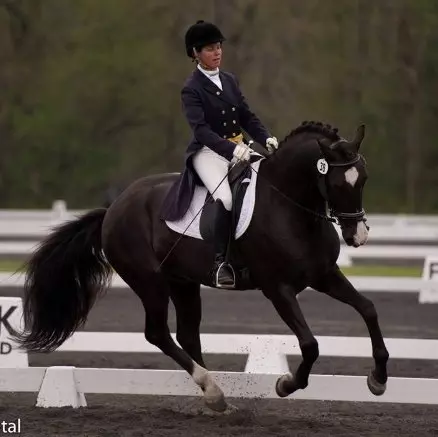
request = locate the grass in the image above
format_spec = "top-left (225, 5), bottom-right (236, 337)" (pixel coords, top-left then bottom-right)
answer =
top-left (0, 259), bottom-right (422, 277)
top-left (0, 259), bottom-right (26, 273)
top-left (341, 265), bottom-right (422, 277)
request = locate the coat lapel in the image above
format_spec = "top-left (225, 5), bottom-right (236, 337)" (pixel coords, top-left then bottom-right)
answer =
top-left (194, 69), bottom-right (237, 106)
top-left (220, 72), bottom-right (239, 106)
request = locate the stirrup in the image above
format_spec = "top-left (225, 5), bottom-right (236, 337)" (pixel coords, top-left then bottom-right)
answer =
top-left (214, 261), bottom-right (236, 289)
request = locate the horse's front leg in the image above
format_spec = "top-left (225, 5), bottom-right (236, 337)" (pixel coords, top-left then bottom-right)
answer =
top-left (311, 265), bottom-right (389, 395)
top-left (263, 283), bottom-right (319, 397)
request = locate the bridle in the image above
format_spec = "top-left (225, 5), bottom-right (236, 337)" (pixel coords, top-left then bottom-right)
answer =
top-left (251, 151), bottom-right (367, 226)
top-left (318, 153), bottom-right (367, 224)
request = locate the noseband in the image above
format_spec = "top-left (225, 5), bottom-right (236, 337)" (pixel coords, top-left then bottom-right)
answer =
top-left (318, 153), bottom-right (366, 223)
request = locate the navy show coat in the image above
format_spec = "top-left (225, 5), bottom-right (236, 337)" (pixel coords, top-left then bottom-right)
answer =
top-left (160, 68), bottom-right (271, 221)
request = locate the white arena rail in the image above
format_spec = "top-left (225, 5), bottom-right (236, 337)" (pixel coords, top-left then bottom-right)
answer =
top-left (2, 367), bottom-right (438, 407)
top-left (0, 241), bottom-right (39, 256)
top-left (2, 332), bottom-right (438, 408)
top-left (0, 225), bottom-right (437, 245)
top-left (0, 241), bottom-right (437, 265)
top-left (0, 368), bottom-right (46, 392)
top-left (2, 271), bottom-right (438, 303)
top-left (58, 332), bottom-right (438, 360)
top-left (0, 204), bottom-right (438, 244)
top-left (2, 207), bottom-right (438, 226)
top-left (0, 271), bottom-right (428, 294)
top-left (368, 214), bottom-right (438, 227)
top-left (337, 245), bottom-right (438, 267)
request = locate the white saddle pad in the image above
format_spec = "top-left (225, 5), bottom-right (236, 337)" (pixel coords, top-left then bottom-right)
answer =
top-left (165, 158), bottom-right (263, 240)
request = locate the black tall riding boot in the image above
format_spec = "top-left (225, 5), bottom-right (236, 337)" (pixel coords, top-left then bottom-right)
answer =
top-left (211, 199), bottom-right (235, 289)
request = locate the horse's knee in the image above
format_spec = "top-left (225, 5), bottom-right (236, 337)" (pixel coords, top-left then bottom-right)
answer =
top-left (301, 339), bottom-right (319, 363)
top-left (145, 328), bottom-right (171, 350)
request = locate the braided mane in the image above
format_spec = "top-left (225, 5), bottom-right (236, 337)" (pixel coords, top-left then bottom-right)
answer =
top-left (283, 120), bottom-right (341, 143)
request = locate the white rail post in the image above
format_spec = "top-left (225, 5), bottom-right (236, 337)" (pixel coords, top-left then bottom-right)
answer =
top-left (244, 336), bottom-right (289, 374)
top-left (36, 366), bottom-right (87, 408)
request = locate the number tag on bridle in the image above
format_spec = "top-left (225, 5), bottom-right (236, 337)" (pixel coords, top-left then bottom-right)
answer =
top-left (317, 158), bottom-right (329, 174)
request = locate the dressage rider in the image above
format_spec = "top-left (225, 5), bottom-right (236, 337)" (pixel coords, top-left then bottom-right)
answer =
top-left (162, 20), bottom-right (278, 289)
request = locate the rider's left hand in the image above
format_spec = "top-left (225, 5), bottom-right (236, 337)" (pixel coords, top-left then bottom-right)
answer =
top-left (266, 137), bottom-right (278, 154)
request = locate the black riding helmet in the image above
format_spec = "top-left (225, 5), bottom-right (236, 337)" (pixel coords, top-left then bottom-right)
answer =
top-left (185, 20), bottom-right (226, 58)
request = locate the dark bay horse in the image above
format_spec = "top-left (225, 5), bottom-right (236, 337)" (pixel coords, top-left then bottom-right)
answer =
top-left (14, 121), bottom-right (389, 412)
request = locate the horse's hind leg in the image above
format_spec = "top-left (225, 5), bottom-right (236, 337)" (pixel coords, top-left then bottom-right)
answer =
top-left (102, 202), bottom-right (226, 411)
top-left (120, 269), bottom-right (227, 412)
top-left (311, 265), bottom-right (389, 395)
top-left (169, 279), bottom-right (205, 367)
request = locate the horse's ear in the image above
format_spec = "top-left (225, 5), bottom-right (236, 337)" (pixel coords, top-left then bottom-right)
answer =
top-left (350, 124), bottom-right (365, 151)
top-left (317, 138), bottom-right (337, 158)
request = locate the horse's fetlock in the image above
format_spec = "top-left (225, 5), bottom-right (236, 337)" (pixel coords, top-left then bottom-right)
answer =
top-left (301, 339), bottom-right (319, 362)
top-left (374, 348), bottom-right (389, 363)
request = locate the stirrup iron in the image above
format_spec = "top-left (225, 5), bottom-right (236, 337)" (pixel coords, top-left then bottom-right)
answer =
top-left (214, 261), bottom-right (236, 289)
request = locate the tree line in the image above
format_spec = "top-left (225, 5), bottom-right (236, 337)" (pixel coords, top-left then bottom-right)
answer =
top-left (0, 0), bottom-right (437, 212)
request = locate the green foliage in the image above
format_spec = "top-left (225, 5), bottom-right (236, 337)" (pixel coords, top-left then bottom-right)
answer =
top-left (0, 0), bottom-right (437, 211)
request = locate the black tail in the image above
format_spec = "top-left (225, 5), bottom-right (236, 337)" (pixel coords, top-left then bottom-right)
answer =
top-left (13, 208), bottom-right (112, 352)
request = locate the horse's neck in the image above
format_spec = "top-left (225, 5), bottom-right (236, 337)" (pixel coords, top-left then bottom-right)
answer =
top-left (261, 134), bottom-right (325, 213)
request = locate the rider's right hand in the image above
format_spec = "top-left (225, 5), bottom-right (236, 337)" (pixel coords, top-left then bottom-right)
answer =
top-left (232, 142), bottom-right (251, 162)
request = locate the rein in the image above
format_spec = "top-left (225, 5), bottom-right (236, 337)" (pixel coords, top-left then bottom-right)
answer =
top-left (248, 163), bottom-right (337, 223)
top-left (157, 150), bottom-right (365, 270)
top-left (157, 161), bottom-right (239, 271)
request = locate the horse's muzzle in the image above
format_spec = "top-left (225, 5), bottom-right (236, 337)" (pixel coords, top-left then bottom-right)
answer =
top-left (342, 220), bottom-right (369, 247)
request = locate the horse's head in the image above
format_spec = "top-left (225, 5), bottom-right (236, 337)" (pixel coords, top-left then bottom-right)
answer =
top-left (317, 124), bottom-right (368, 247)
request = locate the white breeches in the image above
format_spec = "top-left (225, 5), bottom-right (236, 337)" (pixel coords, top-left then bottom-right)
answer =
top-left (192, 146), bottom-right (233, 211)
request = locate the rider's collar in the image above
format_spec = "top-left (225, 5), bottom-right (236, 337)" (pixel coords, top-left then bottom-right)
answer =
top-left (197, 64), bottom-right (220, 77)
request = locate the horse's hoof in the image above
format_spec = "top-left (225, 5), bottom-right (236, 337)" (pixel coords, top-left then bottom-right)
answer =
top-left (223, 403), bottom-right (239, 415)
top-left (275, 373), bottom-right (293, 398)
top-left (198, 402), bottom-right (238, 417)
top-left (205, 394), bottom-right (227, 412)
top-left (367, 371), bottom-right (387, 396)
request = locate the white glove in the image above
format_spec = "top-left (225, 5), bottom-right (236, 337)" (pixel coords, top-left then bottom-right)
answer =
top-left (232, 142), bottom-right (251, 162)
top-left (266, 137), bottom-right (278, 153)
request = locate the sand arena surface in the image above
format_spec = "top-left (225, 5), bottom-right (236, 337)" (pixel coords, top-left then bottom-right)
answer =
top-left (1, 286), bottom-right (437, 436)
